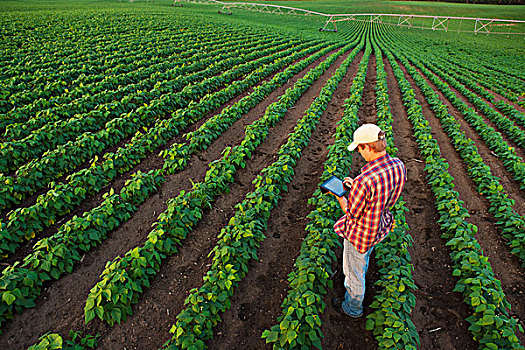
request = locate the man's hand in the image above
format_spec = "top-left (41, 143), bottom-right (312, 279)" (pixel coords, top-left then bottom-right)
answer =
top-left (343, 177), bottom-right (353, 190)
top-left (331, 192), bottom-right (348, 213)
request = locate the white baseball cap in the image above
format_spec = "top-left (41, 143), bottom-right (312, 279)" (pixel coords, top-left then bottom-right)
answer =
top-left (347, 124), bottom-right (383, 151)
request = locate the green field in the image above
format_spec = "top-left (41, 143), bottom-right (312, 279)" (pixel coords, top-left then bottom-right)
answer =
top-left (1, 1), bottom-right (525, 349)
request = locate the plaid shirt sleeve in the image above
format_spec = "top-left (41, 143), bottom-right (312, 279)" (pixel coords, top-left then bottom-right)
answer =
top-left (333, 177), bottom-right (368, 242)
top-left (333, 154), bottom-right (406, 253)
top-left (346, 179), bottom-right (368, 223)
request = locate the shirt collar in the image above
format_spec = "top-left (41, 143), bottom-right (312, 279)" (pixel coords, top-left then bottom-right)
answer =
top-left (361, 153), bottom-right (390, 173)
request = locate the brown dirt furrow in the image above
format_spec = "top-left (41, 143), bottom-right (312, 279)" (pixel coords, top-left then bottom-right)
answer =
top-left (208, 50), bottom-right (365, 350)
top-left (88, 48), bottom-right (350, 349)
top-left (485, 87), bottom-right (525, 115)
top-left (1, 47), bottom-right (329, 267)
top-left (409, 65), bottom-right (525, 217)
top-left (424, 67), bottom-right (525, 161)
top-left (82, 48), bottom-right (352, 349)
top-left (0, 45), bottom-right (312, 222)
top-left (321, 54), bottom-right (379, 350)
top-left (462, 84), bottom-right (525, 134)
top-left (385, 56), bottom-right (478, 350)
top-left (0, 47), bottom-right (339, 349)
top-left (95, 48), bottom-right (352, 349)
top-left (397, 58), bottom-right (525, 346)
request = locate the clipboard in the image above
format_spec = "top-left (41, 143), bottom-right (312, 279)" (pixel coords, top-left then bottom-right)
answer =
top-left (320, 175), bottom-right (348, 197)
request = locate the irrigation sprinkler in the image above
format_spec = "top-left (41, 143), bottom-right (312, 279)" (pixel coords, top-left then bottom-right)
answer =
top-left (171, 0), bottom-right (525, 36)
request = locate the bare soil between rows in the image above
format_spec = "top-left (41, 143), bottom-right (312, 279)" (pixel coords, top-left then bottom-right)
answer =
top-left (1, 46), bottom-right (524, 350)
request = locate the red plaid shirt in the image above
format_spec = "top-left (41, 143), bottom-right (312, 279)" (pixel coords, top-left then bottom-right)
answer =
top-left (334, 154), bottom-right (406, 253)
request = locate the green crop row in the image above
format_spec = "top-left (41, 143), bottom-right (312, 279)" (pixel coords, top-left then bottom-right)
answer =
top-left (494, 101), bottom-right (525, 129)
top-left (379, 30), bottom-right (525, 150)
top-left (1, 28), bottom-right (243, 124)
top-left (1, 14), bottom-right (192, 78)
top-left (379, 34), bottom-right (524, 349)
top-left (0, 37), bottom-right (294, 174)
top-left (159, 40), bottom-right (336, 174)
top-left (261, 30), bottom-right (368, 350)
top-left (390, 50), bottom-right (525, 190)
top-left (427, 50), bottom-right (523, 101)
top-left (0, 40), bottom-right (317, 257)
top-left (2, 32), bottom-right (267, 141)
top-left (0, 170), bottom-right (164, 330)
top-left (422, 60), bottom-right (525, 149)
top-left (0, 39), bottom-right (323, 329)
top-left (164, 34), bottom-right (361, 350)
top-left (27, 330), bottom-right (98, 350)
top-left (382, 27), bottom-right (524, 100)
top-left (83, 40), bottom-right (356, 329)
top-left (0, 39), bottom-right (304, 214)
top-left (443, 66), bottom-right (504, 104)
top-left (1, 15), bottom-right (187, 82)
top-left (1, 14), bottom-right (266, 82)
top-left (388, 48), bottom-right (525, 267)
top-left (1, 17), bottom-right (257, 105)
top-left (363, 35), bottom-right (419, 350)
top-left (457, 69), bottom-right (520, 102)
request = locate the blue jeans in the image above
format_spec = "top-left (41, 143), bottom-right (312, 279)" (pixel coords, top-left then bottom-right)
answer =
top-left (342, 240), bottom-right (374, 317)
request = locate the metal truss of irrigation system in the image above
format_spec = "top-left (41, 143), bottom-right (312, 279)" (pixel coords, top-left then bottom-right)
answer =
top-left (169, 0), bottom-right (525, 35)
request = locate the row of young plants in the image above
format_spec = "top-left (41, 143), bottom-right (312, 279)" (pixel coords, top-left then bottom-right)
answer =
top-left (0, 37), bottom-right (294, 174)
top-left (440, 64), bottom-right (525, 128)
top-left (423, 61), bottom-right (525, 149)
top-left (83, 39), bottom-right (357, 331)
top-left (385, 28), bottom-right (524, 104)
top-left (27, 331), bottom-right (98, 350)
top-left (12, 34), bottom-right (340, 344)
top-left (433, 52), bottom-right (524, 104)
top-left (387, 47), bottom-right (525, 267)
top-left (494, 101), bottom-right (525, 129)
top-left (0, 169), bottom-right (165, 331)
top-left (0, 14), bottom-right (235, 100)
top-left (0, 37), bottom-right (324, 328)
top-left (452, 44), bottom-right (525, 87)
top-left (261, 33), bottom-right (368, 349)
top-left (16, 28), bottom-right (336, 347)
top-left (0, 41), bottom-right (320, 257)
top-left (163, 36), bottom-right (361, 350)
top-left (3, 32), bottom-right (277, 133)
top-left (378, 34), bottom-right (524, 350)
top-left (0, 40), bottom-right (306, 213)
top-left (363, 36), bottom-right (419, 350)
top-left (1, 12), bottom-right (255, 78)
top-left (2, 31), bottom-right (266, 140)
top-left (1, 32), bottom-right (150, 103)
top-left (390, 38), bottom-right (525, 151)
top-left (413, 64), bottom-right (525, 189)
top-left (1, 28), bottom-right (230, 122)
top-left (0, 13), bottom-right (176, 83)
top-left (384, 38), bottom-right (525, 190)
top-left (159, 40), bottom-right (340, 173)
top-left (440, 61), bottom-right (523, 110)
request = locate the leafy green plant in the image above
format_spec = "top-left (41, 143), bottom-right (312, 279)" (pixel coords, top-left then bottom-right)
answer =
top-left (164, 35), bottom-right (362, 350)
top-left (363, 33), bottom-right (419, 350)
top-left (263, 26), bottom-right (369, 349)
top-left (84, 39), bottom-right (353, 329)
top-left (388, 46), bottom-right (525, 267)
top-left (0, 170), bottom-right (163, 329)
top-left (27, 331), bottom-right (98, 350)
top-left (378, 33), bottom-right (524, 349)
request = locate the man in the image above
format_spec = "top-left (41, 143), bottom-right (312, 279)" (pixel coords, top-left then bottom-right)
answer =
top-left (332, 123), bottom-right (406, 318)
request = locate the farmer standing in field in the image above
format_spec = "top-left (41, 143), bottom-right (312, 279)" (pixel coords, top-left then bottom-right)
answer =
top-left (332, 123), bottom-right (406, 318)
